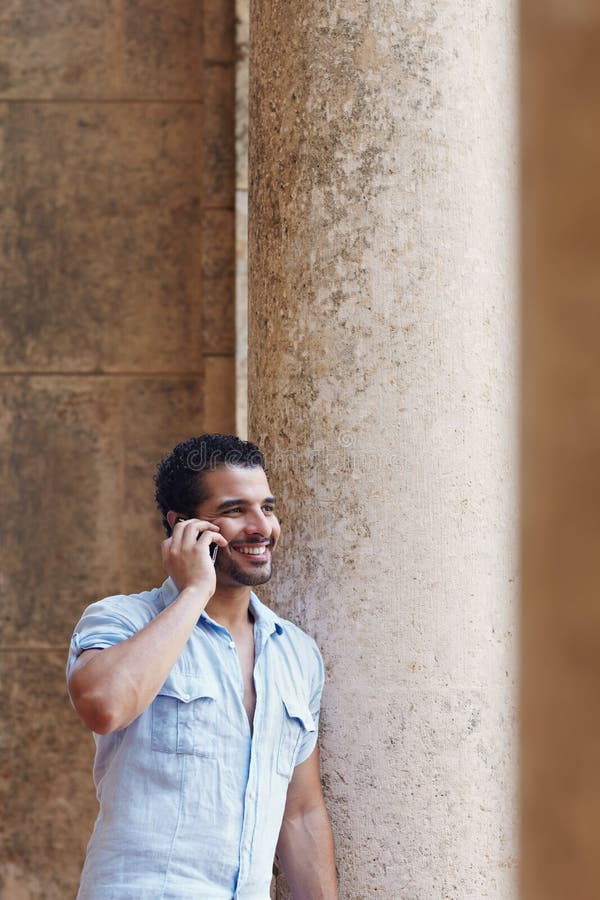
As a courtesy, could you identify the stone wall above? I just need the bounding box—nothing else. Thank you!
[0,3,235,896]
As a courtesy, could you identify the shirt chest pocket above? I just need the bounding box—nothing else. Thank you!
[151,674,218,757]
[276,695,316,779]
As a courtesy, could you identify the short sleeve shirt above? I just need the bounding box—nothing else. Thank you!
[67,578,324,900]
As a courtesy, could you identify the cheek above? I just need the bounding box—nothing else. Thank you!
[214,521,237,543]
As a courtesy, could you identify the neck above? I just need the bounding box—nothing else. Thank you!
[205,583,254,629]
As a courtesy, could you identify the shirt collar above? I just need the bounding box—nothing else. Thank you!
[249,592,284,635]
[159,578,284,635]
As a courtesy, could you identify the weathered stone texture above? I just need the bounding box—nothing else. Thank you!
[0,651,97,899]
[202,208,236,354]
[235,188,248,438]
[0,0,203,99]
[1,3,237,895]
[203,355,236,433]
[204,0,236,63]
[250,1,517,897]
[0,101,203,373]
[235,0,249,192]
[520,3,600,900]
[203,61,236,206]
[235,0,249,437]
[0,375,203,647]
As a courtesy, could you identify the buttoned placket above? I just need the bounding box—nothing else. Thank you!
[198,609,278,897]
[234,620,278,898]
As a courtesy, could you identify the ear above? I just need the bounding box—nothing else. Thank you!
[166,511,186,530]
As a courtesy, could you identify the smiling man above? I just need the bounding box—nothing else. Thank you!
[67,434,338,900]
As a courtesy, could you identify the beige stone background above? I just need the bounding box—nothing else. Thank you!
[0,2,236,896]
[2,1,600,899]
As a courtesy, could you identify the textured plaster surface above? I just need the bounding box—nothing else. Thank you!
[520,3,600,899]
[249,1,518,896]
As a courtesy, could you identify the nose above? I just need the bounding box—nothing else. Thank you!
[243,506,272,538]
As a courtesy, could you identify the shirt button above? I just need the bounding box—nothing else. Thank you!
[182,692,190,700]
[229,640,236,648]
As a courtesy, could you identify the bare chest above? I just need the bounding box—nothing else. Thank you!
[230,626,256,732]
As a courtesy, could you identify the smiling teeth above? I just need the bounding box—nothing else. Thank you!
[237,546,267,555]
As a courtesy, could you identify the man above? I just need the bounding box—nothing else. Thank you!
[67,434,338,900]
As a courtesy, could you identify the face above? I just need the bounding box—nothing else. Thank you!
[195,465,281,587]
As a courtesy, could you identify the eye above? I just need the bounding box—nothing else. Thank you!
[262,504,275,514]
[224,506,243,514]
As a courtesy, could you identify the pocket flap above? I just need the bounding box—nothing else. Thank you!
[282,696,315,732]
[158,673,219,703]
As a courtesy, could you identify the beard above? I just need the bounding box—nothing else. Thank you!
[215,548,274,587]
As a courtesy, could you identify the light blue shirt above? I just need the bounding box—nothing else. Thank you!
[67,578,324,900]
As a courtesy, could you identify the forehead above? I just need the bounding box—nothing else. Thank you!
[199,465,273,504]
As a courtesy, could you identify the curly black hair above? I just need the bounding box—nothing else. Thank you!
[154,434,266,536]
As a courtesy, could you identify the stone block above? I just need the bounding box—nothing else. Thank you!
[0,0,203,99]
[203,63,235,207]
[202,209,235,354]
[203,356,236,434]
[235,0,249,191]
[0,375,203,647]
[0,650,97,899]
[0,0,116,100]
[204,0,236,63]
[117,0,203,98]
[0,102,203,373]
[235,190,248,437]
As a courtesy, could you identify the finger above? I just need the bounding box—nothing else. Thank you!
[178,518,220,533]
[174,518,219,548]
[180,521,221,551]
[170,519,189,550]
[195,529,228,549]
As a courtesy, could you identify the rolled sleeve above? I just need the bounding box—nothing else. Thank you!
[66,600,139,679]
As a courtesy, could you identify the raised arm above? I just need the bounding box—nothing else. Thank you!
[68,520,227,735]
[276,746,338,900]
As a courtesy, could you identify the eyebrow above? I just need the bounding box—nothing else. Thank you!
[215,496,276,512]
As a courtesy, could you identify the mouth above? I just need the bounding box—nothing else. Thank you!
[231,542,272,562]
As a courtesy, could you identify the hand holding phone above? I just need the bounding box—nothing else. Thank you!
[176,518,218,566]
[162,517,226,593]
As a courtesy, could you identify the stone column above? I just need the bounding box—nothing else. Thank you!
[520,4,600,900]
[249,1,517,897]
